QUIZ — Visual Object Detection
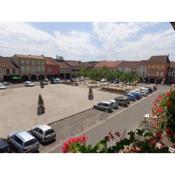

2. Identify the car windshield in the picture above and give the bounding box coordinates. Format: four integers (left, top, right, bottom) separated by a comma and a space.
45, 129, 55, 136
24, 138, 37, 147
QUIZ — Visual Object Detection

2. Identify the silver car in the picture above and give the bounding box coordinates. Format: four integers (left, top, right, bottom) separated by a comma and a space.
25, 81, 35, 87
108, 100, 119, 109
0, 82, 6, 90
94, 101, 113, 112
8, 131, 39, 153
114, 95, 130, 107
31, 125, 56, 143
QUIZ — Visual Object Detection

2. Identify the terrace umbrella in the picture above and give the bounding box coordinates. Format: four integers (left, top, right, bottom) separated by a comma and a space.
11, 76, 21, 80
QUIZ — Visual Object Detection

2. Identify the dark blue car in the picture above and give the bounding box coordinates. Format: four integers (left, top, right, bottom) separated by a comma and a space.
126, 93, 136, 101
130, 91, 142, 100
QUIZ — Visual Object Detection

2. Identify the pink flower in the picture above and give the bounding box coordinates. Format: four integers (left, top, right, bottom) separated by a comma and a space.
166, 100, 172, 108
155, 131, 162, 141
156, 106, 163, 113
166, 128, 173, 137
166, 91, 171, 97
62, 135, 88, 153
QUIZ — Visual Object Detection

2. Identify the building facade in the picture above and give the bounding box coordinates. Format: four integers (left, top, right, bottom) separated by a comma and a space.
56, 60, 72, 79
94, 61, 121, 70
167, 62, 175, 83
145, 55, 170, 83
45, 57, 60, 80
11, 54, 46, 81
117, 61, 139, 73
0, 57, 19, 81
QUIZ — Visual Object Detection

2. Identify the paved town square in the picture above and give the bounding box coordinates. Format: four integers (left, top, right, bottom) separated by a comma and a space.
0, 22, 175, 154
0, 84, 117, 137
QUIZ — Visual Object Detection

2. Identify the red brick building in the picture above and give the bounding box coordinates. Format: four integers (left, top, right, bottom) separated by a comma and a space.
145, 55, 170, 83
44, 57, 60, 79
117, 61, 139, 73
94, 61, 121, 70
0, 57, 19, 81
167, 62, 175, 83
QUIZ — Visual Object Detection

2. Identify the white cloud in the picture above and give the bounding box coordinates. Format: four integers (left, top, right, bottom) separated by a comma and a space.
53, 31, 101, 60
0, 22, 174, 61
93, 22, 175, 60
0, 22, 101, 60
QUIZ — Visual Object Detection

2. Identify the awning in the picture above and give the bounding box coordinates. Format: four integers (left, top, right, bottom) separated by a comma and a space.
11, 76, 21, 80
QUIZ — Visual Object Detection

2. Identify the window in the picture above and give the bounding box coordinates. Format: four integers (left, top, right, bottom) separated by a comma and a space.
45, 129, 54, 136
21, 66, 25, 72
6, 69, 9, 74
38, 129, 43, 135
37, 67, 40, 72
26, 66, 30, 72
157, 65, 160, 69
31, 67, 35, 73
160, 71, 163, 77
13, 136, 23, 145
48, 68, 51, 73
162, 65, 164, 69
34, 128, 39, 132
20, 60, 24, 64
24, 139, 38, 147
41, 67, 45, 72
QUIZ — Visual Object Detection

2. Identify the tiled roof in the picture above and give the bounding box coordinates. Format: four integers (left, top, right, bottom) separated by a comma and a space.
118, 61, 139, 68
14, 54, 45, 59
0, 57, 17, 69
170, 62, 175, 68
81, 62, 96, 68
66, 60, 81, 67
56, 61, 71, 69
45, 57, 59, 65
148, 55, 170, 63
138, 60, 148, 65
95, 61, 121, 68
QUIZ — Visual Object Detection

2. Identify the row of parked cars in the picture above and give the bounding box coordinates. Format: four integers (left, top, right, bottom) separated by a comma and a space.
0, 124, 56, 153
93, 85, 157, 113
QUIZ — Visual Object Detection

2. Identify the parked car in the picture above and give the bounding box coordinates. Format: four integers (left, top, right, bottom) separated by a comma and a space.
129, 91, 142, 100
145, 86, 153, 93
25, 81, 35, 87
108, 100, 119, 109
133, 90, 143, 98
140, 87, 149, 96
0, 138, 10, 153
43, 81, 48, 85
126, 93, 136, 101
44, 78, 49, 82
100, 79, 107, 82
31, 125, 56, 143
114, 95, 130, 107
94, 101, 113, 112
111, 79, 119, 84
0, 82, 6, 90
8, 131, 39, 153
51, 78, 63, 84
2, 81, 10, 86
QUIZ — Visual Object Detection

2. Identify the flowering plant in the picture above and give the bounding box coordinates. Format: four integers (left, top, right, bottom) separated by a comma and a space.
61, 129, 169, 153
62, 135, 88, 153
152, 90, 175, 142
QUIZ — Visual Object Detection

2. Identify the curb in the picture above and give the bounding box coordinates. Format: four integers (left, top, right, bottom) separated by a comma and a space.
48, 107, 93, 126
